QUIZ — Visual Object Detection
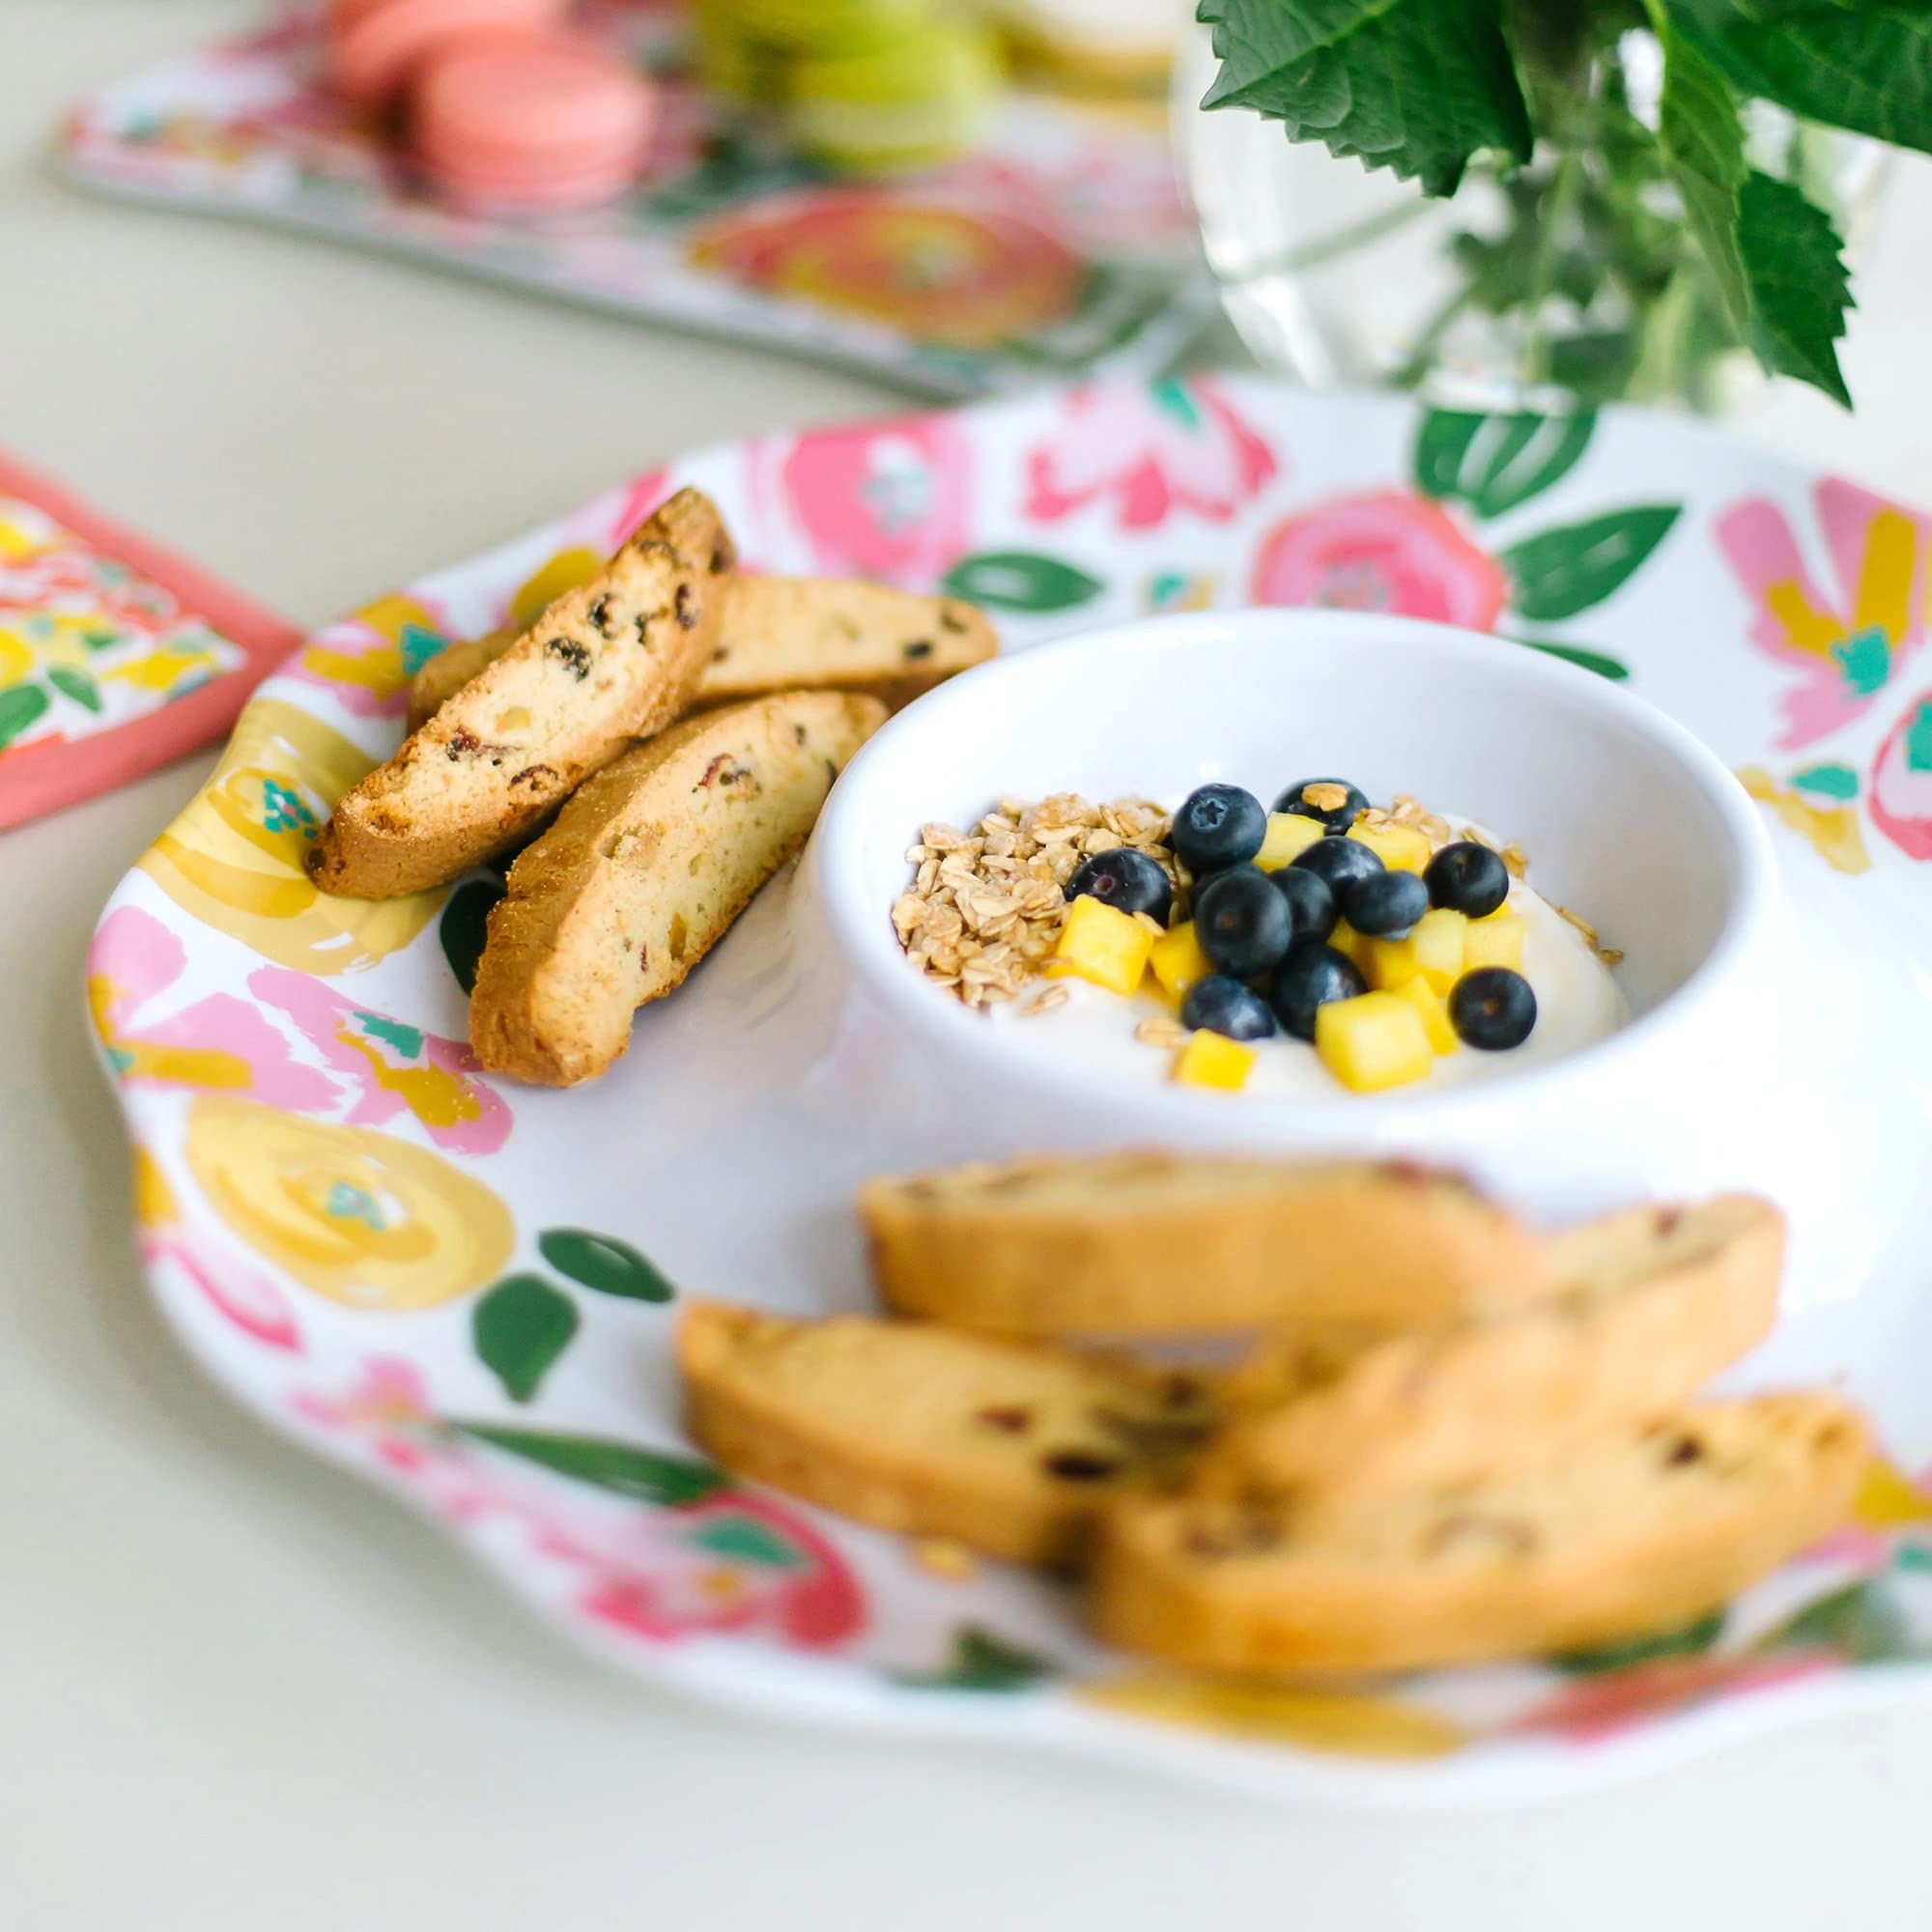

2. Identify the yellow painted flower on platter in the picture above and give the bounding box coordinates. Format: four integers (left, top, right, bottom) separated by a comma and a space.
185, 1095, 514, 1311
140, 696, 438, 973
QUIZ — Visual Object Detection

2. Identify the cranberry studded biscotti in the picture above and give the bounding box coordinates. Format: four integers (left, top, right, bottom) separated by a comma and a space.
405, 576, 997, 731
1206, 1194, 1785, 1498
470, 690, 884, 1086
858, 1152, 1554, 1336
677, 1301, 1217, 1567
1093, 1391, 1868, 1677
307, 487, 733, 899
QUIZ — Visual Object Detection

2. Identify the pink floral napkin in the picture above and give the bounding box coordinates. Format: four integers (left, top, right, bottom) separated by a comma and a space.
0, 450, 300, 830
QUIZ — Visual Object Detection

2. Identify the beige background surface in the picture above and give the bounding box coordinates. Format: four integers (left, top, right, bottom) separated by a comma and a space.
4, 6, 1930, 1925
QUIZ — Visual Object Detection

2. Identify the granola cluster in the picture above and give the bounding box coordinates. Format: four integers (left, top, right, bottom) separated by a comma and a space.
892, 793, 1178, 1009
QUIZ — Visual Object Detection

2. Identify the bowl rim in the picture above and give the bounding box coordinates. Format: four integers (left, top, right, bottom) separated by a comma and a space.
810, 608, 1778, 1130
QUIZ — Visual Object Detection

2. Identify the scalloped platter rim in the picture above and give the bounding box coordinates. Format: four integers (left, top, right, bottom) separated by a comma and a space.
87, 378, 1932, 1804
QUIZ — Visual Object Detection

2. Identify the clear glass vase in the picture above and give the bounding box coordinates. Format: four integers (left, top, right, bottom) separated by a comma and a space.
1173, 24, 1888, 414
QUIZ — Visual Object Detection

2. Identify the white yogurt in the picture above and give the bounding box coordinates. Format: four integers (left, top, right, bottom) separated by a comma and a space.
988, 827, 1630, 1097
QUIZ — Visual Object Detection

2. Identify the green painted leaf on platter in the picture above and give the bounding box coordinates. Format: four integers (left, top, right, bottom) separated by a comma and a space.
1554, 1610, 1725, 1676
896, 1625, 1058, 1692
939, 551, 1104, 613
440, 877, 504, 995
1760, 1578, 1914, 1665
1501, 505, 1683, 621
538, 1228, 675, 1303
1414, 411, 1596, 517
1516, 638, 1633, 681
455, 1422, 729, 1506
470, 1274, 580, 1405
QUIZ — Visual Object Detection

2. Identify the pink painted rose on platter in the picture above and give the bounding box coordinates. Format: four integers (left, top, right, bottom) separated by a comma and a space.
759, 412, 975, 585
1250, 489, 1509, 632
1025, 378, 1278, 532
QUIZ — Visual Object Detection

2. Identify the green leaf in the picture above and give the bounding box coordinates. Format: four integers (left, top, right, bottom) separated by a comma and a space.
896, 1625, 1057, 1692
1652, 9, 1751, 336
1737, 171, 1853, 408
0, 684, 51, 748
454, 1422, 728, 1505
538, 1228, 675, 1303
1554, 1610, 1725, 1676
1759, 1578, 1913, 1664
1516, 639, 1633, 681
939, 551, 1103, 613
440, 877, 504, 995
1413, 411, 1596, 517
46, 665, 104, 713
1197, 0, 1532, 196
686, 1513, 808, 1568
471, 1274, 579, 1404
1668, 0, 1932, 157
1790, 760, 1860, 800
1501, 505, 1683, 621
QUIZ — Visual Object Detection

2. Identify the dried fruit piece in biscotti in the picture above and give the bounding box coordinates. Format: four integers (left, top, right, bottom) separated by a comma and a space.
469, 690, 884, 1086
1093, 1391, 1869, 1677
405, 575, 997, 730
858, 1151, 1551, 1337
307, 487, 733, 899
676, 1301, 1217, 1567
1205, 1194, 1786, 1498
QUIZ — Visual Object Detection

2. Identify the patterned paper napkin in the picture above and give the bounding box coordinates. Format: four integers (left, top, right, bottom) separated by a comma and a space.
0, 450, 301, 829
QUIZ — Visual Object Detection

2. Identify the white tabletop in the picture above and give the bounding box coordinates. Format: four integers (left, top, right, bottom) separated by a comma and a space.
6, 7, 1931, 1925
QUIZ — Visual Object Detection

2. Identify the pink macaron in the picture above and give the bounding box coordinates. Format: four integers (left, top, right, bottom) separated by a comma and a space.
328, 0, 568, 107
412, 31, 657, 212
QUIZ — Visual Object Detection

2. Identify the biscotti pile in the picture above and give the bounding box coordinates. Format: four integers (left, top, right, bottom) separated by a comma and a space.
678, 1152, 1869, 1677
305, 487, 997, 1086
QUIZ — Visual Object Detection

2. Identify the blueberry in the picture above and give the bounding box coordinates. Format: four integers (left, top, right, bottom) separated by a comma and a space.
1291, 835, 1383, 894
1274, 777, 1368, 835
1450, 967, 1538, 1050
1065, 847, 1173, 924
1180, 975, 1278, 1041
1425, 840, 1511, 920
1268, 940, 1368, 1041
1168, 783, 1266, 875
1193, 865, 1293, 980
1269, 864, 1337, 944
1340, 868, 1430, 939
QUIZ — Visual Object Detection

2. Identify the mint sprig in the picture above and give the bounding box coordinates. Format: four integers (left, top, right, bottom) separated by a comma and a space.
1195, 0, 1901, 406
1197, 0, 1531, 196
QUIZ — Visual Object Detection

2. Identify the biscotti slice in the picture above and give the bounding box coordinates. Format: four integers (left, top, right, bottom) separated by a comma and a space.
1206, 1194, 1785, 1498
406, 577, 997, 730
307, 488, 733, 899
470, 690, 884, 1085
1093, 1391, 1868, 1677
859, 1152, 1551, 1337
677, 1301, 1217, 1566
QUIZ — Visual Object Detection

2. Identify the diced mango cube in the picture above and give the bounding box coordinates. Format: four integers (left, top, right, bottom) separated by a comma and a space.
1328, 919, 1369, 968
1048, 895, 1154, 996
1255, 811, 1329, 871
1362, 933, 1425, 991
1393, 974, 1460, 1055
1347, 820, 1434, 872
1314, 991, 1434, 1093
1171, 1030, 1257, 1092
1148, 919, 1213, 1001
1408, 907, 1469, 990
1462, 906, 1526, 974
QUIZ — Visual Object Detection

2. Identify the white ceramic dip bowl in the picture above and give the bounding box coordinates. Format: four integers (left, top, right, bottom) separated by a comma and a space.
802, 610, 1778, 1223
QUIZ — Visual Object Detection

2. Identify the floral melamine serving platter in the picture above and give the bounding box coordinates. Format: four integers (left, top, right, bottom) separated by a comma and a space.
89, 379, 1932, 1804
